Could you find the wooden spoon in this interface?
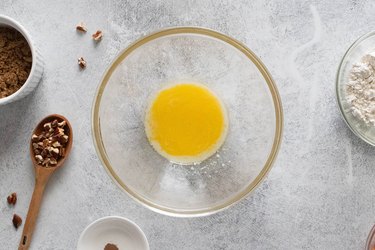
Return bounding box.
[18,114,73,250]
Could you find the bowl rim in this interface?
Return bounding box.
[0,15,38,105]
[91,26,283,217]
[336,30,375,146]
[77,215,149,250]
[366,223,375,250]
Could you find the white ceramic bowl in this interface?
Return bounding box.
[77,216,150,250]
[0,15,44,105]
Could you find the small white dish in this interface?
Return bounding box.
[77,216,150,250]
[0,15,44,105]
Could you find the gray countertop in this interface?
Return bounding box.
[0,0,374,249]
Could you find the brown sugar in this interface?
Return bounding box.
[0,27,32,98]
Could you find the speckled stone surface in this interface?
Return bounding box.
[1,0,375,249]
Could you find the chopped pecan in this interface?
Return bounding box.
[49,158,57,165]
[43,139,49,147]
[12,214,22,229]
[7,192,17,205]
[31,118,69,167]
[78,57,86,69]
[43,122,52,131]
[92,30,103,41]
[50,147,59,158]
[60,135,69,144]
[32,142,39,149]
[76,22,87,32]
[35,155,43,163]
[51,119,58,128]
[31,134,39,142]
[58,121,66,127]
[42,158,50,166]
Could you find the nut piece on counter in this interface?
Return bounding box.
[7,192,17,205]
[76,22,87,32]
[92,30,103,41]
[32,119,69,167]
[12,214,22,229]
[78,57,86,69]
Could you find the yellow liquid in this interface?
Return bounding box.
[145,83,228,164]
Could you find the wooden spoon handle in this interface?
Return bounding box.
[18,180,47,250]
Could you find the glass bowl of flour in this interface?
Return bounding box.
[337,31,375,145]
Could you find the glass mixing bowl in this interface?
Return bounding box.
[337,31,375,145]
[92,27,283,216]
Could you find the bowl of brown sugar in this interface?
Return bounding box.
[0,15,44,105]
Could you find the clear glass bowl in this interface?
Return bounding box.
[92,27,283,216]
[337,31,375,145]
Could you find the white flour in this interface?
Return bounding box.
[345,51,375,125]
